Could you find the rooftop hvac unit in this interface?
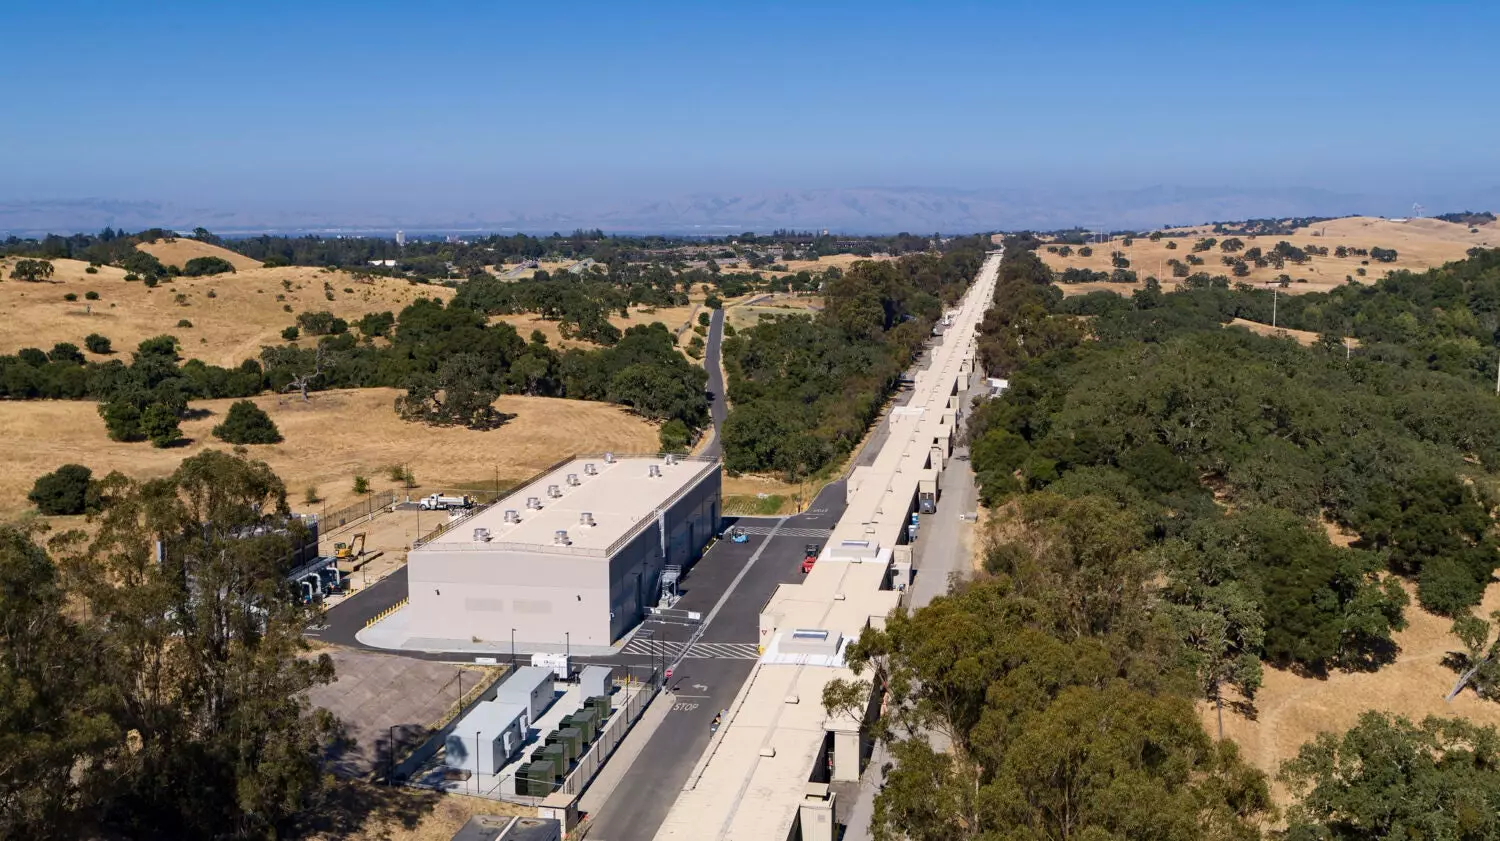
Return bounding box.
[503,509,520,523]
[547,484,562,498]
[473,528,491,542]
[580,512,595,527]
[584,463,598,475]
[526,497,542,510]
[553,530,570,545]
[566,473,580,486]
[648,465,662,478]
[604,452,615,464]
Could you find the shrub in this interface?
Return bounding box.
[304,486,321,505]
[296,311,348,335]
[182,256,236,276]
[48,342,84,364]
[124,273,140,282]
[1371,247,1398,263]
[143,276,158,288]
[281,326,299,341]
[353,475,371,495]
[64,293,78,302]
[1164,241,1178,250]
[206,289,217,298]
[84,333,112,354]
[212,400,283,444]
[1078,246,1094,257]
[387,465,416,487]
[176,319,193,328]
[84,290,99,300]
[10,258,54,281]
[659,419,691,453]
[27,464,96,515]
[84,266,99,275]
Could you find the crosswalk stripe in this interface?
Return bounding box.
[617,639,759,659]
[733,526,830,538]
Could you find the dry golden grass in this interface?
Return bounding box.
[1226,318,1354,348]
[755,253,893,279]
[1045,215,1497,298]
[1204,578,1500,806]
[0,388,660,520]
[0,257,454,367]
[308,784,530,841]
[135,239,264,272]
[723,293,823,331]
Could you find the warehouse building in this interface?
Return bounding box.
[406,453,721,648]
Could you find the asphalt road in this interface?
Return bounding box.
[584,479,846,841]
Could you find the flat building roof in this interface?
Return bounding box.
[418,454,717,556]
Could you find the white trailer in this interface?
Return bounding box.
[419,492,474,510]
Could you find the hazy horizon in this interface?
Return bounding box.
[4,0,1498,231]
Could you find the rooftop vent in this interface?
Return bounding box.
[526,497,542,510]
[784,695,800,704]
[547,484,562,498]
[566,473,580,486]
[580,512,595,527]
[584,463,598,475]
[473,527,491,542]
[648,465,662,478]
[503,509,520,524]
[759,746,777,758]
[604,452,615,464]
[553,529,570,546]
[664,453,678,466]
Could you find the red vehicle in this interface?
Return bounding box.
[801,543,821,573]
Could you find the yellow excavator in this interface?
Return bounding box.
[334,532,366,561]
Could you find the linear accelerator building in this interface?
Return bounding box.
[405,453,721,648]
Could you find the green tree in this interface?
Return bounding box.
[0,527,118,840]
[141,402,183,448]
[63,452,339,838]
[10,258,55,281]
[84,333,112,354]
[182,256,235,276]
[1281,712,1500,840]
[212,400,283,444]
[353,474,370,495]
[27,464,97,515]
[659,418,691,452]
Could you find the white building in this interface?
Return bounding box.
[406,454,721,648]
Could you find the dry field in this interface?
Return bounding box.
[0,256,454,367]
[1226,318,1344,348]
[1205,578,1500,805]
[723,292,823,331]
[0,388,660,520]
[1043,215,1497,298]
[752,252,893,280]
[135,238,264,272]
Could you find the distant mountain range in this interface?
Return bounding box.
[3,185,1498,237]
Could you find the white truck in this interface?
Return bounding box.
[418,492,474,511]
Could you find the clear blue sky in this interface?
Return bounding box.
[3,0,1496,215]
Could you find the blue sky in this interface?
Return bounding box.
[2,0,1496,216]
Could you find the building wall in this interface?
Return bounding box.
[408,464,722,648]
[606,465,721,641]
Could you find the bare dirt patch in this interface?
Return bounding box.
[0,388,660,520]
[0,257,453,367]
[1205,578,1500,805]
[307,783,530,841]
[135,239,264,272]
[307,650,495,777]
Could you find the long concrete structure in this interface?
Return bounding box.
[652,250,1002,841]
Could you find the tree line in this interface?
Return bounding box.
[719,238,988,479]
[851,237,1500,839]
